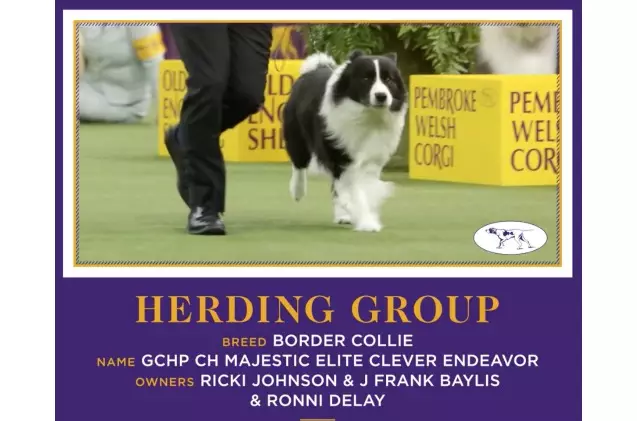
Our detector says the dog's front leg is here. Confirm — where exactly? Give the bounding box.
[352,187,381,232]
[335,171,381,232]
[366,179,395,213]
[361,164,394,226]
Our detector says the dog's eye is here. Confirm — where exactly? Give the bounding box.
[383,75,392,83]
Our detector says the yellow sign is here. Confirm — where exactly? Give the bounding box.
[408,74,560,186]
[157,59,302,162]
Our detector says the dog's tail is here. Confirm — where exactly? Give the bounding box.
[299,53,337,75]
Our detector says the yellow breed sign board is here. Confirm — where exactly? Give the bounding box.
[408,75,559,186]
[157,59,302,162]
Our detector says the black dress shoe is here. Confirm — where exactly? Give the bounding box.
[187,207,227,235]
[164,126,189,206]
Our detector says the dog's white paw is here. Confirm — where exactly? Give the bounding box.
[354,218,382,232]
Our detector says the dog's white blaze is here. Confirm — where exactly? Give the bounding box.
[479,26,558,74]
[369,59,393,107]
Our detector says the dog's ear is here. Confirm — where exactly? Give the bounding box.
[332,62,352,97]
[384,52,398,63]
[348,49,365,61]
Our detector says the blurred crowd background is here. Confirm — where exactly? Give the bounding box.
[78,24,308,124]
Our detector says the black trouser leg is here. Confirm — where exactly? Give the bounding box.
[171,23,230,215]
[220,24,273,132]
[171,23,272,215]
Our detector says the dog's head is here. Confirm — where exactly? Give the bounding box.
[486,227,498,234]
[332,50,407,112]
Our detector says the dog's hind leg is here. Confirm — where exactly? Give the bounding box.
[289,167,307,201]
[332,181,352,225]
[519,233,533,248]
[283,126,311,202]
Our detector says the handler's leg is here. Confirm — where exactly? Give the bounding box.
[170,23,230,235]
[221,23,273,132]
[166,24,272,212]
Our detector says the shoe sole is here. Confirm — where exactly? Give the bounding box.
[187,226,227,236]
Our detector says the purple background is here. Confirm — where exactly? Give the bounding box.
[57,2,582,421]
[57,279,580,421]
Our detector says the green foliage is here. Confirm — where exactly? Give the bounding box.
[306,24,480,75]
[305,24,387,62]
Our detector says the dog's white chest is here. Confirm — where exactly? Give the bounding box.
[324,101,405,167]
[348,125,399,166]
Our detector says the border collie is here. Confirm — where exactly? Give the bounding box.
[282,50,407,232]
[476,24,559,74]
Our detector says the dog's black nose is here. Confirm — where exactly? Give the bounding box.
[375,92,387,103]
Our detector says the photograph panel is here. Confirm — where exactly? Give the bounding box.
[74,20,562,266]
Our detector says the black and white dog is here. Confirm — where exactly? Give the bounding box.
[476,24,559,74]
[282,50,407,232]
[486,227,534,250]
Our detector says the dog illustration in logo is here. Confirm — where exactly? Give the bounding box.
[486,227,534,250]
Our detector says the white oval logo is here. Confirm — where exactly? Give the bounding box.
[474,221,548,255]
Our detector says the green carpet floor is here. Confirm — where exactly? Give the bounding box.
[77,121,559,264]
